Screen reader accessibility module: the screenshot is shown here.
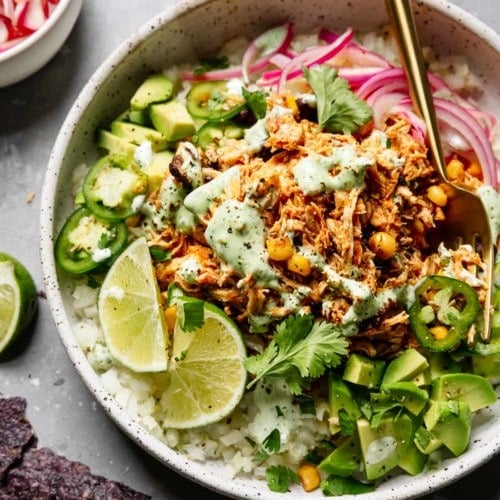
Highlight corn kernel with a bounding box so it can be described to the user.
[287,253,311,276]
[285,95,299,115]
[427,185,448,207]
[297,464,320,492]
[429,325,448,340]
[266,236,294,261]
[164,305,177,333]
[446,158,465,182]
[467,160,483,179]
[368,231,397,260]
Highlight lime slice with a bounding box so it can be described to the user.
[98,237,168,372]
[0,253,38,355]
[161,297,247,429]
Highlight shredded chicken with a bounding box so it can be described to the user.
[142,95,485,359]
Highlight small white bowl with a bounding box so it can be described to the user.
[40,0,500,498]
[0,0,83,88]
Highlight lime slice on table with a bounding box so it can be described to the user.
[161,296,247,429]
[99,237,168,372]
[0,253,38,355]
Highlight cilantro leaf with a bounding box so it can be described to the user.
[338,408,357,436]
[321,475,375,496]
[149,246,172,263]
[242,87,268,119]
[303,65,373,134]
[182,299,205,332]
[252,449,270,463]
[193,55,229,75]
[263,428,281,453]
[245,314,349,394]
[266,465,299,493]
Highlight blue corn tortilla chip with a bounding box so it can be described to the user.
[0,397,35,480]
[0,398,150,499]
[1,447,150,499]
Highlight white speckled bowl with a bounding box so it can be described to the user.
[0,0,83,88]
[40,0,500,498]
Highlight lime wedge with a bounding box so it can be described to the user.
[0,253,37,355]
[161,297,247,429]
[98,237,168,372]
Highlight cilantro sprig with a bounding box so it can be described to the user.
[303,65,373,134]
[266,465,299,493]
[245,314,348,394]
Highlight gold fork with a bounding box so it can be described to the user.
[385,0,495,343]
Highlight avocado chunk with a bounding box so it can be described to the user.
[97,129,136,157]
[143,150,174,193]
[381,348,429,388]
[423,400,471,456]
[398,440,426,476]
[318,435,362,477]
[428,352,461,380]
[357,414,413,480]
[128,109,150,126]
[342,353,385,389]
[378,381,429,416]
[328,372,362,434]
[130,73,174,111]
[409,367,431,387]
[413,426,443,454]
[430,373,496,412]
[149,101,196,142]
[472,353,500,380]
[110,121,168,151]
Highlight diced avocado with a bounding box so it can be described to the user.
[130,73,174,111]
[413,426,443,454]
[380,381,429,416]
[398,440,426,476]
[328,372,362,434]
[409,367,431,387]
[97,129,136,157]
[149,101,196,142]
[423,400,471,456]
[144,150,174,193]
[110,121,168,151]
[472,353,500,380]
[430,373,496,412]
[318,435,362,477]
[428,352,461,380]
[128,109,150,126]
[357,414,413,481]
[381,348,429,388]
[342,353,385,389]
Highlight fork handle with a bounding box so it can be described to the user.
[385,0,448,180]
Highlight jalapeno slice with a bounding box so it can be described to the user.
[195,121,245,149]
[55,207,128,274]
[409,275,480,352]
[83,154,148,220]
[186,81,246,122]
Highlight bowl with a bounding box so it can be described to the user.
[40,0,500,498]
[0,0,83,88]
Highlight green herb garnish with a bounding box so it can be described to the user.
[245,314,348,394]
[266,465,299,493]
[303,64,373,134]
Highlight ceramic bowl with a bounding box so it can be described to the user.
[40,0,500,498]
[0,0,83,88]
